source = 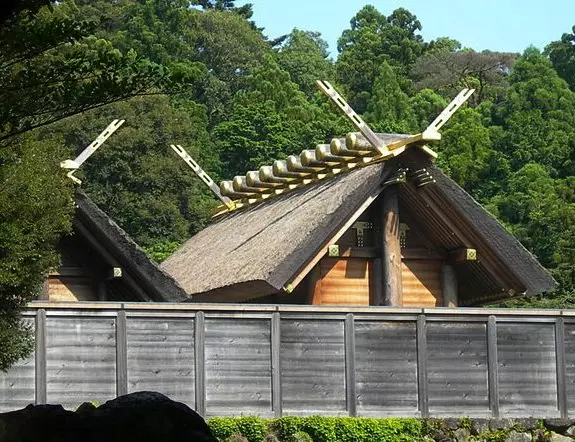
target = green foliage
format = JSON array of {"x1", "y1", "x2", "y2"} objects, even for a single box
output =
[
  {"x1": 364, "y1": 61, "x2": 417, "y2": 132},
  {"x1": 436, "y1": 107, "x2": 493, "y2": 192},
  {"x1": 46, "y1": 95, "x2": 216, "y2": 247},
  {"x1": 0, "y1": 134, "x2": 74, "y2": 370},
  {"x1": 267, "y1": 416, "x2": 423, "y2": 442},
  {"x1": 546, "y1": 25, "x2": 575, "y2": 91},
  {"x1": 0, "y1": 315, "x2": 34, "y2": 373},
  {"x1": 214, "y1": 54, "x2": 346, "y2": 178},
  {"x1": 0, "y1": 0, "x2": 195, "y2": 142},
  {"x1": 493, "y1": 47, "x2": 575, "y2": 176},
  {"x1": 276, "y1": 29, "x2": 334, "y2": 97},
  {"x1": 336, "y1": 6, "x2": 424, "y2": 111},
  {"x1": 209, "y1": 417, "x2": 267, "y2": 442},
  {"x1": 144, "y1": 241, "x2": 181, "y2": 263}
]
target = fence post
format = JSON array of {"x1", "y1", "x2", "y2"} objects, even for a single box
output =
[
  {"x1": 116, "y1": 310, "x2": 128, "y2": 397},
  {"x1": 417, "y1": 314, "x2": 428, "y2": 418},
  {"x1": 345, "y1": 313, "x2": 357, "y2": 417},
  {"x1": 487, "y1": 315, "x2": 500, "y2": 418},
  {"x1": 35, "y1": 308, "x2": 47, "y2": 405},
  {"x1": 271, "y1": 311, "x2": 282, "y2": 417},
  {"x1": 556, "y1": 317, "x2": 568, "y2": 418},
  {"x1": 195, "y1": 311, "x2": 206, "y2": 416}
]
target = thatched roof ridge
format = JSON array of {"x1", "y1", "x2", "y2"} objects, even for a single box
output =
[
  {"x1": 161, "y1": 163, "x2": 392, "y2": 300},
  {"x1": 74, "y1": 190, "x2": 188, "y2": 302}
]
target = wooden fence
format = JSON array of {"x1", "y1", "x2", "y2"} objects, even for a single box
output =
[{"x1": 1, "y1": 302, "x2": 575, "y2": 418}]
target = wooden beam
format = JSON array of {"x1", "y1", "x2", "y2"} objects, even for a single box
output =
[
  {"x1": 283, "y1": 190, "x2": 382, "y2": 292},
  {"x1": 448, "y1": 247, "x2": 477, "y2": 263},
  {"x1": 407, "y1": 183, "x2": 517, "y2": 292},
  {"x1": 381, "y1": 186, "x2": 403, "y2": 306},
  {"x1": 441, "y1": 264, "x2": 458, "y2": 307}
]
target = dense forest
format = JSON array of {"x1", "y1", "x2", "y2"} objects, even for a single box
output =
[{"x1": 1, "y1": 0, "x2": 575, "y2": 367}]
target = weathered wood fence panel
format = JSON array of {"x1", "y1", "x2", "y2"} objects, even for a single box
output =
[
  {"x1": 126, "y1": 317, "x2": 195, "y2": 405},
  {"x1": 354, "y1": 320, "x2": 418, "y2": 416},
  {"x1": 426, "y1": 322, "x2": 489, "y2": 416},
  {"x1": 1, "y1": 304, "x2": 574, "y2": 419}
]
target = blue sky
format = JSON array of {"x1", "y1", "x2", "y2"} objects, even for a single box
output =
[{"x1": 236, "y1": 0, "x2": 575, "y2": 57}]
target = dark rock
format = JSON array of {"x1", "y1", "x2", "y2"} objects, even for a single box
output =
[
  {"x1": 532, "y1": 428, "x2": 547, "y2": 442},
  {"x1": 0, "y1": 391, "x2": 216, "y2": 442},
  {"x1": 505, "y1": 430, "x2": 531, "y2": 442},
  {"x1": 75, "y1": 402, "x2": 97, "y2": 415},
  {"x1": 442, "y1": 418, "x2": 460, "y2": 431},
  {"x1": 0, "y1": 404, "x2": 81, "y2": 442},
  {"x1": 470, "y1": 418, "x2": 489, "y2": 436},
  {"x1": 429, "y1": 429, "x2": 451, "y2": 442},
  {"x1": 514, "y1": 418, "x2": 539, "y2": 431},
  {"x1": 453, "y1": 427, "x2": 471, "y2": 442},
  {"x1": 489, "y1": 418, "x2": 514, "y2": 431},
  {"x1": 544, "y1": 418, "x2": 575, "y2": 434}
]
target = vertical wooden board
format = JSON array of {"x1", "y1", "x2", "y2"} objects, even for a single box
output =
[
  {"x1": 427, "y1": 322, "x2": 489, "y2": 415},
  {"x1": 0, "y1": 318, "x2": 35, "y2": 412},
  {"x1": 313, "y1": 258, "x2": 370, "y2": 306},
  {"x1": 354, "y1": 321, "x2": 418, "y2": 414},
  {"x1": 497, "y1": 323, "x2": 558, "y2": 415},
  {"x1": 281, "y1": 319, "x2": 346, "y2": 413},
  {"x1": 204, "y1": 319, "x2": 271, "y2": 416},
  {"x1": 46, "y1": 317, "x2": 116, "y2": 409},
  {"x1": 401, "y1": 260, "x2": 442, "y2": 307},
  {"x1": 126, "y1": 318, "x2": 195, "y2": 407},
  {"x1": 563, "y1": 323, "x2": 575, "y2": 413}
]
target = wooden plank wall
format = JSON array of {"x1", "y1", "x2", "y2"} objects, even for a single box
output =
[
  {"x1": 312, "y1": 259, "x2": 371, "y2": 306},
  {"x1": 2, "y1": 305, "x2": 574, "y2": 419},
  {"x1": 401, "y1": 260, "x2": 442, "y2": 307}
]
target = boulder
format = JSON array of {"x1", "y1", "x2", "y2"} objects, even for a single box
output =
[
  {"x1": 545, "y1": 419, "x2": 575, "y2": 434},
  {"x1": 504, "y1": 431, "x2": 531, "y2": 442},
  {"x1": 0, "y1": 404, "x2": 81, "y2": 442},
  {"x1": 0, "y1": 391, "x2": 216, "y2": 442},
  {"x1": 549, "y1": 432, "x2": 574, "y2": 442}
]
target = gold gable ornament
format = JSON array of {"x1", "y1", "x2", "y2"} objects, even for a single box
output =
[{"x1": 169, "y1": 82, "x2": 474, "y2": 217}]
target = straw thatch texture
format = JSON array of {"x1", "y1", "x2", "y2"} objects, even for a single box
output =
[
  {"x1": 75, "y1": 190, "x2": 188, "y2": 301},
  {"x1": 161, "y1": 163, "x2": 392, "y2": 301}
]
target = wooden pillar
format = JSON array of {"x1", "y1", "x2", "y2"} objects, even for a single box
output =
[
  {"x1": 441, "y1": 264, "x2": 458, "y2": 307},
  {"x1": 381, "y1": 186, "x2": 402, "y2": 306}
]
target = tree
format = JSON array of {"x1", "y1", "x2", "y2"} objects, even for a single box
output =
[
  {"x1": 335, "y1": 6, "x2": 425, "y2": 112},
  {"x1": 215, "y1": 55, "x2": 349, "y2": 177},
  {"x1": 493, "y1": 47, "x2": 575, "y2": 176},
  {"x1": 364, "y1": 61, "x2": 417, "y2": 133},
  {"x1": 276, "y1": 29, "x2": 334, "y2": 97},
  {"x1": 0, "y1": 0, "x2": 195, "y2": 143},
  {"x1": 44, "y1": 95, "x2": 217, "y2": 248},
  {"x1": 488, "y1": 164, "x2": 575, "y2": 306},
  {"x1": 0, "y1": 134, "x2": 74, "y2": 370},
  {"x1": 546, "y1": 25, "x2": 575, "y2": 91},
  {"x1": 0, "y1": 0, "x2": 197, "y2": 369},
  {"x1": 435, "y1": 107, "x2": 494, "y2": 193},
  {"x1": 412, "y1": 50, "x2": 516, "y2": 105},
  {"x1": 409, "y1": 88, "x2": 447, "y2": 131}
]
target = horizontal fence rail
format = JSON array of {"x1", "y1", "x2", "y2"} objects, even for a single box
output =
[{"x1": 2, "y1": 302, "x2": 575, "y2": 418}]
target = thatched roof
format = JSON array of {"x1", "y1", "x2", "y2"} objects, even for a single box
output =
[
  {"x1": 74, "y1": 190, "x2": 188, "y2": 302},
  {"x1": 162, "y1": 138, "x2": 555, "y2": 304},
  {"x1": 161, "y1": 160, "x2": 392, "y2": 301},
  {"x1": 397, "y1": 149, "x2": 556, "y2": 304}
]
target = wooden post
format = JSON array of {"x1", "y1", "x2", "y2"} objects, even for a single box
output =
[
  {"x1": 440, "y1": 264, "x2": 458, "y2": 307},
  {"x1": 381, "y1": 186, "x2": 402, "y2": 306}
]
